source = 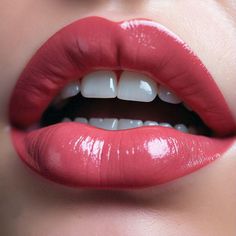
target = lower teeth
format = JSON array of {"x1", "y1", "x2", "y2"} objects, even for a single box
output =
[{"x1": 62, "y1": 117, "x2": 193, "y2": 133}]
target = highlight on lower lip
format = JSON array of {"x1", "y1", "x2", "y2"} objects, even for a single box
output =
[
  {"x1": 9, "y1": 16, "x2": 236, "y2": 189},
  {"x1": 12, "y1": 123, "x2": 233, "y2": 188}
]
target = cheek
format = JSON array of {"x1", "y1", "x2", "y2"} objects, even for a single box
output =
[
  {"x1": 0, "y1": 1, "x2": 69, "y2": 121},
  {"x1": 0, "y1": 0, "x2": 111, "y2": 123},
  {"x1": 166, "y1": 1, "x2": 236, "y2": 121}
]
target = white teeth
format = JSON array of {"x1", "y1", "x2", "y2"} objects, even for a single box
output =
[
  {"x1": 159, "y1": 122, "x2": 172, "y2": 128},
  {"x1": 174, "y1": 124, "x2": 188, "y2": 133},
  {"x1": 60, "y1": 81, "x2": 80, "y2": 99},
  {"x1": 62, "y1": 117, "x2": 72, "y2": 122},
  {"x1": 81, "y1": 71, "x2": 117, "y2": 98},
  {"x1": 144, "y1": 121, "x2": 159, "y2": 126},
  {"x1": 61, "y1": 116, "x2": 193, "y2": 132},
  {"x1": 118, "y1": 119, "x2": 143, "y2": 130},
  {"x1": 89, "y1": 118, "x2": 103, "y2": 128},
  {"x1": 58, "y1": 71, "x2": 185, "y2": 106},
  {"x1": 74, "y1": 117, "x2": 88, "y2": 124},
  {"x1": 57, "y1": 71, "x2": 195, "y2": 132},
  {"x1": 158, "y1": 85, "x2": 182, "y2": 104},
  {"x1": 59, "y1": 71, "x2": 185, "y2": 106},
  {"x1": 89, "y1": 118, "x2": 118, "y2": 130},
  {"x1": 117, "y1": 71, "x2": 158, "y2": 102}
]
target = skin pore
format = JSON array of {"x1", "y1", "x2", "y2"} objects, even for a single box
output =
[{"x1": 0, "y1": 0, "x2": 236, "y2": 235}]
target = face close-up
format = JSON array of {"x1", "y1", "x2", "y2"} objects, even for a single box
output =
[{"x1": 1, "y1": 1, "x2": 236, "y2": 235}]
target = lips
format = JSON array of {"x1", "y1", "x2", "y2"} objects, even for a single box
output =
[{"x1": 9, "y1": 16, "x2": 236, "y2": 188}]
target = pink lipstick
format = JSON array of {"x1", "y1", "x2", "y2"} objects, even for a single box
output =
[{"x1": 9, "y1": 17, "x2": 236, "y2": 188}]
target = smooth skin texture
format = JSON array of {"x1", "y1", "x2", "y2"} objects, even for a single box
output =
[{"x1": 0, "y1": 0, "x2": 236, "y2": 235}]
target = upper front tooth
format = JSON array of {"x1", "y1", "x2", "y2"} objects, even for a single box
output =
[
  {"x1": 81, "y1": 71, "x2": 117, "y2": 98},
  {"x1": 117, "y1": 71, "x2": 158, "y2": 102},
  {"x1": 158, "y1": 85, "x2": 182, "y2": 104},
  {"x1": 60, "y1": 81, "x2": 80, "y2": 99},
  {"x1": 118, "y1": 119, "x2": 143, "y2": 130},
  {"x1": 89, "y1": 118, "x2": 118, "y2": 130}
]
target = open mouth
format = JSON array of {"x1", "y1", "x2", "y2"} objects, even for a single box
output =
[
  {"x1": 9, "y1": 17, "x2": 236, "y2": 188},
  {"x1": 41, "y1": 70, "x2": 210, "y2": 136}
]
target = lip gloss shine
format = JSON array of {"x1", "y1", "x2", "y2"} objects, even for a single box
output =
[{"x1": 9, "y1": 17, "x2": 236, "y2": 188}]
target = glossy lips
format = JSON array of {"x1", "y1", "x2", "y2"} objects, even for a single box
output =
[{"x1": 9, "y1": 17, "x2": 236, "y2": 188}]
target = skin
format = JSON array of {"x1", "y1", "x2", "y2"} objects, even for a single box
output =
[{"x1": 0, "y1": 0, "x2": 236, "y2": 235}]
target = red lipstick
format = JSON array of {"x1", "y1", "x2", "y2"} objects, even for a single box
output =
[{"x1": 9, "y1": 17, "x2": 236, "y2": 188}]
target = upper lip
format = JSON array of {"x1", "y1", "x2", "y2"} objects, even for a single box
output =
[
  {"x1": 9, "y1": 16, "x2": 236, "y2": 188},
  {"x1": 9, "y1": 17, "x2": 235, "y2": 136}
]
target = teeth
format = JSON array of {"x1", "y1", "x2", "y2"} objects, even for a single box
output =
[
  {"x1": 81, "y1": 71, "x2": 117, "y2": 98},
  {"x1": 159, "y1": 122, "x2": 172, "y2": 128},
  {"x1": 118, "y1": 119, "x2": 143, "y2": 130},
  {"x1": 62, "y1": 117, "x2": 72, "y2": 122},
  {"x1": 74, "y1": 117, "x2": 88, "y2": 124},
  {"x1": 57, "y1": 71, "x2": 195, "y2": 132},
  {"x1": 144, "y1": 121, "x2": 159, "y2": 126},
  {"x1": 158, "y1": 85, "x2": 182, "y2": 104},
  {"x1": 59, "y1": 71, "x2": 185, "y2": 106},
  {"x1": 60, "y1": 81, "x2": 80, "y2": 99},
  {"x1": 58, "y1": 71, "x2": 185, "y2": 106},
  {"x1": 89, "y1": 118, "x2": 118, "y2": 130},
  {"x1": 174, "y1": 124, "x2": 188, "y2": 133},
  {"x1": 61, "y1": 117, "x2": 193, "y2": 132},
  {"x1": 117, "y1": 71, "x2": 158, "y2": 102}
]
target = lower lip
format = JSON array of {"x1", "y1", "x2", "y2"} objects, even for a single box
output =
[{"x1": 12, "y1": 122, "x2": 233, "y2": 188}]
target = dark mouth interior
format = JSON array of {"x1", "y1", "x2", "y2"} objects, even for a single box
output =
[{"x1": 40, "y1": 94, "x2": 212, "y2": 136}]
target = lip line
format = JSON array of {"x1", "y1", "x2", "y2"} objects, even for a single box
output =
[
  {"x1": 9, "y1": 16, "x2": 236, "y2": 136},
  {"x1": 8, "y1": 16, "x2": 236, "y2": 188}
]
